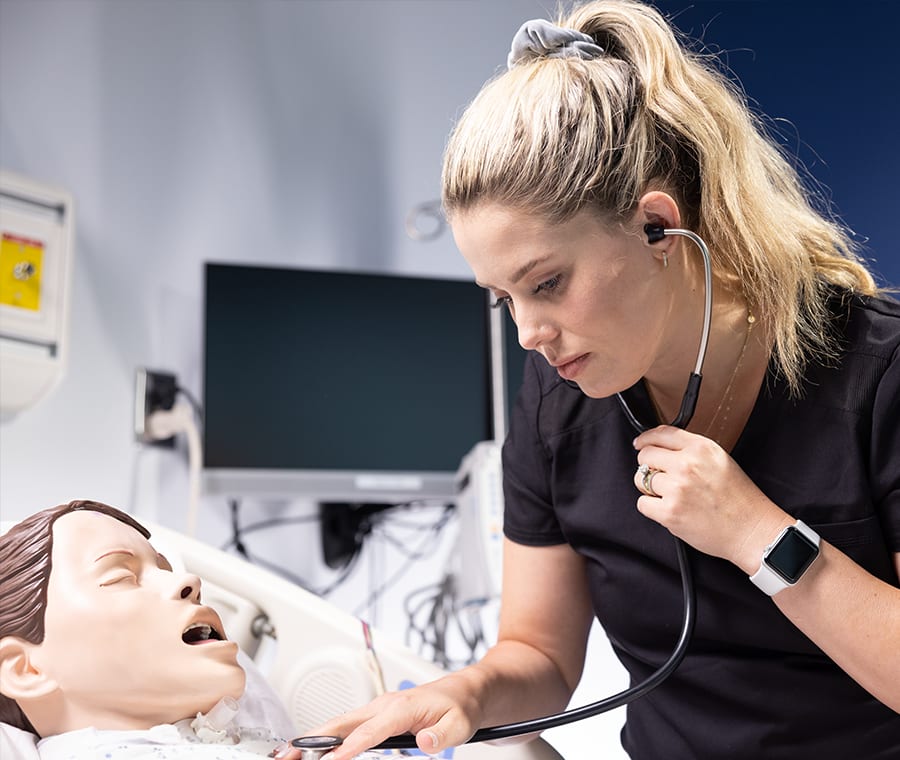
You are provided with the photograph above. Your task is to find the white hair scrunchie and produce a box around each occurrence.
[507,18,605,69]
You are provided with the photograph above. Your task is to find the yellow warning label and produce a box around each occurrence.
[0,232,44,311]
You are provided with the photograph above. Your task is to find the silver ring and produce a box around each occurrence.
[637,463,661,498]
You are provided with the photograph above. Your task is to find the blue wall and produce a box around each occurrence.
[655,0,899,287]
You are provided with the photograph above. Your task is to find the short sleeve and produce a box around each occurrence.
[501,353,566,546]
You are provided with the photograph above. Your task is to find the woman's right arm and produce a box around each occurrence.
[302,539,595,760]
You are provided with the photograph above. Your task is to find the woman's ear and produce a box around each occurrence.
[0,637,58,701]
[636,191,682,266]
[637,191,681,239]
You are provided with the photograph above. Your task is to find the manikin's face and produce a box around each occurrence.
[452,204,674,399]
[32,510,245,729]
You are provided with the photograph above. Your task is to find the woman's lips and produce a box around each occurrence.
[554,354,589,381]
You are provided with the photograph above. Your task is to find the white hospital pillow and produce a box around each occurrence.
[0,721,40,760]
[235,649,296,739]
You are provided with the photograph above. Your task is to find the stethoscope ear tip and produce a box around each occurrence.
[644,223,667,244]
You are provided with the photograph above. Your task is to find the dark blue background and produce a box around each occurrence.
[503,2,899,422]
[653,0,898,287]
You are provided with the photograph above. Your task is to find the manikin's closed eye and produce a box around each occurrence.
[99,573,137,587]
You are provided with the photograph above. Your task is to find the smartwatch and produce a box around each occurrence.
[749,520,820,596]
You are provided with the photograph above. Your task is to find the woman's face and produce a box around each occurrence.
[452,203,674,399]
[32,510,245,729]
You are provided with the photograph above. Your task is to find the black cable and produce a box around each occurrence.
[222,498,361,597]
[351,505,454,618]
[232,535,363,597]
[176,384,204,423]
[405,581,453,668]
[374,503,455,559]
[377,228,707,742]
[310,549,364,597]
[403,573,487,670]
[294,227,712,751]
[452,599,488,666]
[377,538,695,749]
[220,512,321,550]
[228,498,250,560]
[223,500,451,605]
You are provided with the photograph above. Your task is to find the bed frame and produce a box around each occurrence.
[148,522,564,760]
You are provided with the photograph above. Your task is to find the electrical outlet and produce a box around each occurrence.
[134,368,178,447]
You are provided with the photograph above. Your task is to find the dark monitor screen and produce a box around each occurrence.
[202,263,495,502]
[502,307,528,428]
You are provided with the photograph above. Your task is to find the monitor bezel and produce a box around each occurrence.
[201,262,510,505]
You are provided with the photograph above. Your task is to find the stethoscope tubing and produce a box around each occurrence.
[375,227,712,750]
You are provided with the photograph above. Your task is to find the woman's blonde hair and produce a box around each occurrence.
[441,0,879,393]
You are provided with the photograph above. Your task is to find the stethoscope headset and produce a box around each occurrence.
[294,224,712,757]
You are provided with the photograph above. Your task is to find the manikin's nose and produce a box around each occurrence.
[173,572,202,602]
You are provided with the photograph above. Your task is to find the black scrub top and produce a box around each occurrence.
[502,288,900,759]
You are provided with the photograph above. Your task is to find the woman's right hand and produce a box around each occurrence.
[295,670,487,760]
[271,541,593,760]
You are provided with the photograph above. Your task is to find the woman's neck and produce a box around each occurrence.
[645,286,769,446]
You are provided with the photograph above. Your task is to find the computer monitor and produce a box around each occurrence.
[501,307,527,433]
[202,262,518,504]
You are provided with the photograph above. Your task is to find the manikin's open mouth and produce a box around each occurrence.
[182,622,224,644]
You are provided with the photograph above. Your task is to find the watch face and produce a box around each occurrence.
[765,526,819,583]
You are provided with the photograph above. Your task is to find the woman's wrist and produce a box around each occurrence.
[731,503,794,576]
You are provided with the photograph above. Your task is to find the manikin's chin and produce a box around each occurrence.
[166,647,246,722]
[171,665,247,724]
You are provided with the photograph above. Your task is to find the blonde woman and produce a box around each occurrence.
[305,2,900,758]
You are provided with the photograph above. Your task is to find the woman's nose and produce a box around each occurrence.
[515,305,556,351]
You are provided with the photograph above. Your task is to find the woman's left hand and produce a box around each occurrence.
[632,425,790,574]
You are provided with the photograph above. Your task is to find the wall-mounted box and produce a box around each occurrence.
[0,170,75,420]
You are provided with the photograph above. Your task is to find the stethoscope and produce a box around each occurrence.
[295,225,713,757]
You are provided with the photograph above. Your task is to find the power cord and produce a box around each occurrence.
[222,498,362,597]
[175,383,203,424]
[144,402,202,536]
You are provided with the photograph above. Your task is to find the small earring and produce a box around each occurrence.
[662,251,668,269]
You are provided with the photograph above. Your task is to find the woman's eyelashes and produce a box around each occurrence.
[490,274,564,310]
[534,274,562,294]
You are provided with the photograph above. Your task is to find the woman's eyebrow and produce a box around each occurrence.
[476,255,555,290]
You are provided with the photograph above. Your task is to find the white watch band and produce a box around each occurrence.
[749,520,820,596]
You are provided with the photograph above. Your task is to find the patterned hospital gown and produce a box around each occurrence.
[36,722,282,759]
[35,722,386,759]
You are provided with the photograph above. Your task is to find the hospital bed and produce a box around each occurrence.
[150,522,563,759]
[0,518,562,759]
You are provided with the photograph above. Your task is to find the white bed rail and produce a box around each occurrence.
[147,523,564,760]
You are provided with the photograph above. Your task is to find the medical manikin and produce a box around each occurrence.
[0,500,377,760]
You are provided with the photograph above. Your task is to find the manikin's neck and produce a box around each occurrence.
[26,694,197,739]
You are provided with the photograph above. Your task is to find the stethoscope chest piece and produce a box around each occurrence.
[291,735,343,759]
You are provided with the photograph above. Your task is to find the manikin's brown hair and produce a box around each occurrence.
[0,500,150,733]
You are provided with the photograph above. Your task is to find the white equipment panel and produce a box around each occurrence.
[0,170,75,420]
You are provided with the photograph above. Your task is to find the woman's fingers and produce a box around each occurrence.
[297,686,476,760]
